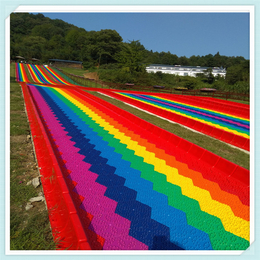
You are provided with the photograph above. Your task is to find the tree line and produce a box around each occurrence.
[10,12,249,94]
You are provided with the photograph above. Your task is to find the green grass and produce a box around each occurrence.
[10,209,55,250]
[10,77,30,136]
[56,66,88,76]
[10,63,56,250]
[10,142,38,203]
[88,91,249,170]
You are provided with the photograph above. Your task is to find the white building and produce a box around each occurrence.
[146,64,226,78]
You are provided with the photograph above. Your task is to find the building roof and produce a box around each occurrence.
[148,64,206,68]
[146,64,225,71]
[15,56,25,59]
[49,59,83,64]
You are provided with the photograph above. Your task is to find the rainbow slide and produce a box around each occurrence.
[21,83,249,250]
[15,63,76,85]
[15,63,30,82]
[100,90,250,151]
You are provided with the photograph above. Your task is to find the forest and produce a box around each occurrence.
[10,12,250,94]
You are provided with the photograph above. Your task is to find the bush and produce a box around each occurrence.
[212,78,227,91]
[98,69,117,82]
[231,81,249,94]
[114,70,135,84]
[99,63,120,70]
[83,61,96,70]
[180,77,198,90]
[195,81,212,90]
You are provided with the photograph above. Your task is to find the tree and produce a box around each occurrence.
[64,29,90,60]
[179,56,189,66]
[225,65,244,85]
[65,29,86,48]
[88,29,123,66]
[234,81,249,94]
[115,40,145,73]
[203,54,214,67]
[10,13,42,37]
[160,51,179,65]
[189,55,200,66]
[182,77,197,90]
[31,23,64,40]
[204,68,215,84]
[213,52,222,67]
[18,36,46,59]
[47,35,66,50]
[143,50,161,64]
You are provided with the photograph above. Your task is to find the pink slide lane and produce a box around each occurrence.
[29,85,148,250]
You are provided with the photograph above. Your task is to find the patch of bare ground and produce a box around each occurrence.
[84,71,99,80]
[10,134,39,180]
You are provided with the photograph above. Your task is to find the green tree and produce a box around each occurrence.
[65,29,89,60]
[31,23,64,40]
[196,68,215,84]
[233,81,249,94]
[181,76,198,90]
[18,36,46,59]
[47,35,66,50]
[65,29,86,49]
[143,50,161,64]
[115,40,145,73]
[204,68,215,84]
[88,29,123,66]
[213,52,222,67]
[160,51,179,65]
[179,56,189,66]
[226,64,244,85]
[189,55,200,66]
[10,13,41,37]
[204,54,214,67]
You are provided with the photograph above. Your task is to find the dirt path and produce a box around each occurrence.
[84,71,99,80]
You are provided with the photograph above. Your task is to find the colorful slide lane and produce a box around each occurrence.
[15,63,30,83]
[42,65,77,85]
[26,64,60,85]
[15,63,76,85]
[23,82,250,250]
[100,90,250,151]
[157,93,249,119]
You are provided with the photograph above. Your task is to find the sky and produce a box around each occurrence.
[39,12,250,59]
